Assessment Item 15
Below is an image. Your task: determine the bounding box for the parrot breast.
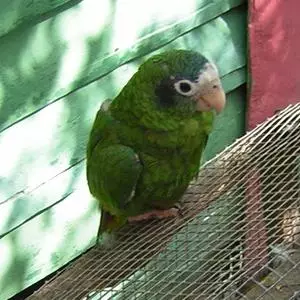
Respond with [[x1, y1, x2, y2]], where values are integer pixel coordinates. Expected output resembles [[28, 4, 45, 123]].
[[114, 114, 211, 215]]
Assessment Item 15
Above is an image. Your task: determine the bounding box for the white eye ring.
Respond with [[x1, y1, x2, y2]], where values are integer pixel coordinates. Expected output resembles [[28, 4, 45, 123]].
[[174, 80, 197, 97]]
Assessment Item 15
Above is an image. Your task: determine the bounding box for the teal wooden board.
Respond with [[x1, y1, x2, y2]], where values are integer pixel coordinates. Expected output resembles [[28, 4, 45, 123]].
[[0, 2, 247, 297], [0, 0, 246, 132], [0, 6, 247, 217], [0, 183, 99, 300], [0, 68, 246, 237], [203, 82, 246, 162], [0, 86, 245, 300], [0, 0, 77, 38]]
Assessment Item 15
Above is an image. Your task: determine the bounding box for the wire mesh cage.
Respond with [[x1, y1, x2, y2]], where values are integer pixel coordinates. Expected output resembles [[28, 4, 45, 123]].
[[29, 103, 300, 300]]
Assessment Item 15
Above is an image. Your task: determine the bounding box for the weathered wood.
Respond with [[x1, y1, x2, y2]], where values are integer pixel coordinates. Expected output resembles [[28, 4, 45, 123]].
[[0, 181, 99, 300], [23, 103, 300, 300], [0, 2, 247, 298], [0, 7, 245, 234], [0, 0, 246, 133], [0, 0, 79, 38], [0, 161, 84, 237], [247, 0, 300, 130], [245, 0, 300, 279], [203, 82, 246, 162], [0, 70, 246, 238], [24, 159, 246, 300], [0, 6, 247, 212], [0, 86, 245, 300]]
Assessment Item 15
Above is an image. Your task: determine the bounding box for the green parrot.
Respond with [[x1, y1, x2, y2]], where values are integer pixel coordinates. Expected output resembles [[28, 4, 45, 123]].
[[86, 49, 226, 234]]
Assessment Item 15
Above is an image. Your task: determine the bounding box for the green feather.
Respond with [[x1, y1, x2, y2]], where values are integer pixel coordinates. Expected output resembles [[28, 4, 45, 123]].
[[86, 50, 216, 235]]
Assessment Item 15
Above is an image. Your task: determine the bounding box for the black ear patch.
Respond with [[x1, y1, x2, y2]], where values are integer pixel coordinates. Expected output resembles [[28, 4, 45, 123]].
[[155, 78, 176, 108]]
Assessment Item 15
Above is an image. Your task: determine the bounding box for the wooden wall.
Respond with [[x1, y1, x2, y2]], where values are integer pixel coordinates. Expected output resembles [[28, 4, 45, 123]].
[[248, 0, 300, 130], [0, 0, 247, 298]]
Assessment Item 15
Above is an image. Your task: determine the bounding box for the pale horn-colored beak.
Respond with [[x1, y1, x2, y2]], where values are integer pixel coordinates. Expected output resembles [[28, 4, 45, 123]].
[[198, 86, 226, 114], [193, 63, 226, 114]]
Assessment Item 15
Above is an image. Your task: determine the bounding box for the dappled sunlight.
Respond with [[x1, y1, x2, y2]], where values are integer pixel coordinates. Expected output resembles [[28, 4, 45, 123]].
[[111, 0, 197, 50], [19, 25, 53, 77], [0, 160, 82, 236], [0, 80, 4, 109], [0, 0, 112, 133], [0, 0, 82, 38], [85, 270, 148, 300], [53, 0, 112, 89], [0, 95, 68, 195], [36, 188, 97, 266], [189, 16, 245, 77], [197, 22, 235, 74], [99, 63, 138, 96], [0, 69, 123, 235], [0, 1, 248, 298], [58, 0, 111, 39], [76, 63, 140, 124], [0, 129, 25, 190], [0, 2, 19, 36], [0, 239, 12, 276], [0, 21, 62, 132], [138, 7, 246, 80], [65, 184, 99, 249], [0, 4, 247, 227], [0, 178, 99, 297], [0, 234, 30, 295]]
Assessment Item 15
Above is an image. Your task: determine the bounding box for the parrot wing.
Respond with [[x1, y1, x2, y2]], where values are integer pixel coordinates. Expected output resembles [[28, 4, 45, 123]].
[[87, 100, 143, 233]]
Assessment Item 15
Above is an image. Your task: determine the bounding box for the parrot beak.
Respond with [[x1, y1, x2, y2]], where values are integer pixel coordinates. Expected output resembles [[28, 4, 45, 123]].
[[196, 86, 226, 114], [193, 63, 226, 114]]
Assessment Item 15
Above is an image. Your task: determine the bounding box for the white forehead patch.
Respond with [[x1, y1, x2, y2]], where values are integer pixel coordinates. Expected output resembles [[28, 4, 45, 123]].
[[197, 62, 220, 84]]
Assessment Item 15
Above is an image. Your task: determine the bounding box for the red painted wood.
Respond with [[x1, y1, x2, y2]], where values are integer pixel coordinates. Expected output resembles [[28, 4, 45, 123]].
[[243, 169, 268, 276], [243, 0, 300, 276], [248, 0, 300, 130]]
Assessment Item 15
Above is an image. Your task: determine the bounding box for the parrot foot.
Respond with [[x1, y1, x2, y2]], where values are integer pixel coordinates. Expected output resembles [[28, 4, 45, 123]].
[[128, 207, 180, 222]]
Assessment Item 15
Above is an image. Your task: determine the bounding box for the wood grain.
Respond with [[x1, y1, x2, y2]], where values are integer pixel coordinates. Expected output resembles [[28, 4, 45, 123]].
[[0, 0, 246, 133]]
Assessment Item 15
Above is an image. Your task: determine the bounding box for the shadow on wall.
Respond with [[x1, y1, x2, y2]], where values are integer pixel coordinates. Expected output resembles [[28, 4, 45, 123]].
[[0, 0, 119, 296], [0, 1, 247, 297]]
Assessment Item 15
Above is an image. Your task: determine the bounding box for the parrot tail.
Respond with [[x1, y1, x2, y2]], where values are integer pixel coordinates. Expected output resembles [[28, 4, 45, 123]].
[[97, 210, 126, 244], [97, 211, 127, 248], [99, 210, 120, 232]]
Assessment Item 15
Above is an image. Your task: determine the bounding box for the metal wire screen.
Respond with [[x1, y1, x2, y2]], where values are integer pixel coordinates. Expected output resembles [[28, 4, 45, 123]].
[[29, 103, 300, 300]]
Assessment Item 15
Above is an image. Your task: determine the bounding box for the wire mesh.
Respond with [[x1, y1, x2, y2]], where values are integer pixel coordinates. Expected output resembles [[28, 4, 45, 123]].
[[29, 103, 300, 300]]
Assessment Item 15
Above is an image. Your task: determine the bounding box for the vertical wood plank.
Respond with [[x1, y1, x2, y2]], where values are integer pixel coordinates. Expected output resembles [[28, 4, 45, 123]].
[[248, 0, 300, 130], [245, 0, 300, 278]]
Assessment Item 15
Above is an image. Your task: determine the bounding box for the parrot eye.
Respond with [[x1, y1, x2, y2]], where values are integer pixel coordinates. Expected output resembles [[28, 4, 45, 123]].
[[174, 80, 196, 97], [179, 82, 191, 92]]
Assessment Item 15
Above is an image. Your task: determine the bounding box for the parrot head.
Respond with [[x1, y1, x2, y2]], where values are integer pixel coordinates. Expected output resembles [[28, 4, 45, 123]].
[[140, 49, 225, 115], [112, 50, 226, 129]]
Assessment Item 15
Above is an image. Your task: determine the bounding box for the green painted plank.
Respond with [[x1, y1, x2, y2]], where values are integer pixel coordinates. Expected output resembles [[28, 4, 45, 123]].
[[0, 85, 245, 300], [0, 6, 247, 209], [0, 57, 246, 234], [0, 181, 99, 300], [0, 161, 84, 237], [0, 0, 78, 38], [203, 82, 246, 162], [0, 82, 245, 237], [0, 0, 246, 132]]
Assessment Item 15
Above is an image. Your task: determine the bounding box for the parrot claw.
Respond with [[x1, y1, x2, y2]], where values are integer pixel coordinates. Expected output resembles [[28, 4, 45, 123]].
[[128, 207, 181, 223], [173, 202, 184, 216]]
